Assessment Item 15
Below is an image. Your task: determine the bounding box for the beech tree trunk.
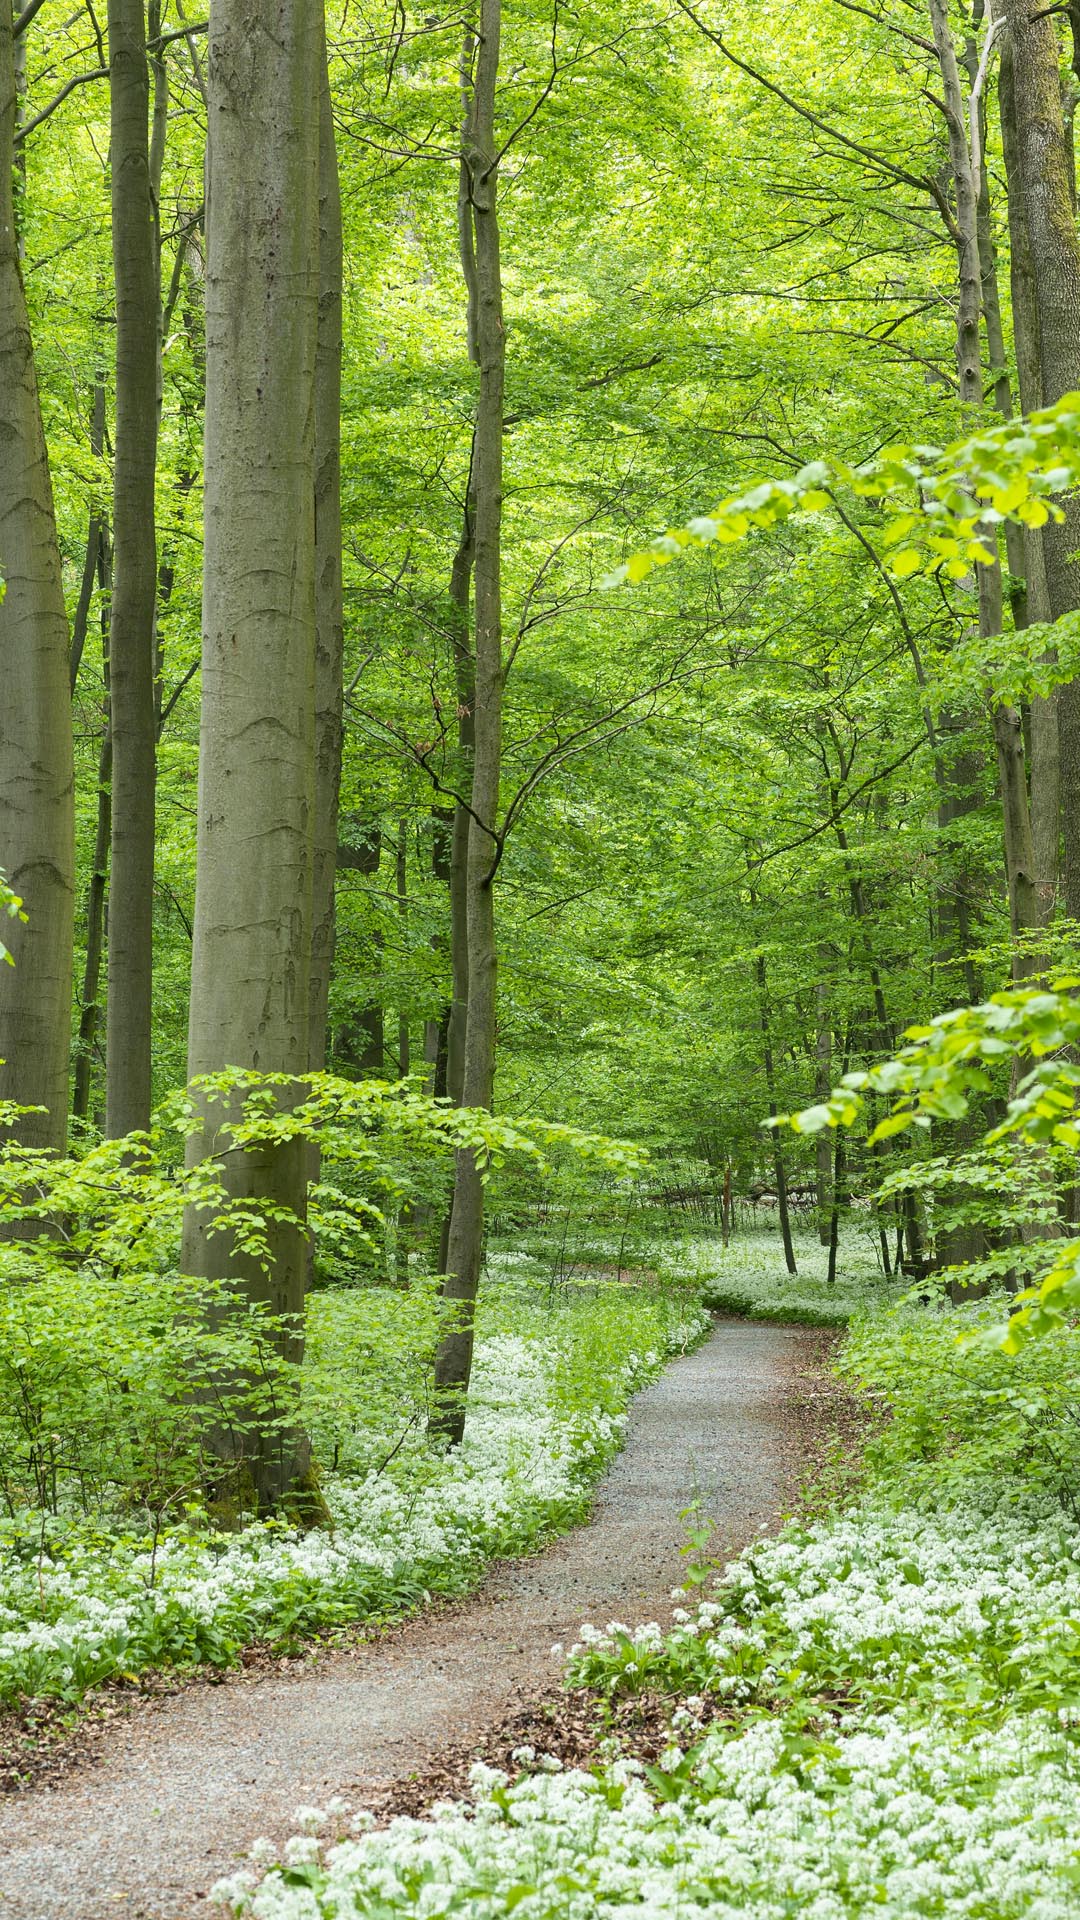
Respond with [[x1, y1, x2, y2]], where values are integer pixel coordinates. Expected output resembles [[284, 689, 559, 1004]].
[[106, 0, 160, 1135], [180, 0, 321, 1513], [1000, 36, 1059, 922], [309, 26, 343, 1077], [433, 1, 506, 1441], [1003, 0, 1080, 919], [0, 4, 75, 1154], [930, 0, 1043, 975]]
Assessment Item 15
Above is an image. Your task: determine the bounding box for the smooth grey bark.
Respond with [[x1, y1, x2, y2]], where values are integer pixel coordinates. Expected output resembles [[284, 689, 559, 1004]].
[[106, 0, 160, 1136], [433, 1, 506, 1440], [1003, 0, 1080, 920], [180, 0, 321, 1513], [0, 2, 75, 1154], [309, 28, 343, 1079], [999, 29, 1061, 924], [928, 0, 1043, 979]]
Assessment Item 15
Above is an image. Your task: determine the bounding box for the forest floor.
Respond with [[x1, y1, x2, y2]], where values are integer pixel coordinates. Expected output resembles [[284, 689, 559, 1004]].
[[0, 1316, 850, 1920]]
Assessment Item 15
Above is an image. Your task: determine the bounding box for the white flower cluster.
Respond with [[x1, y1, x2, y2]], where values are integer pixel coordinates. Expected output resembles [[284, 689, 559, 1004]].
[[212, 1711, 1080, 1918], [567, 1486, 1080, 1715], [700, 1227, 895, 1326], [212, 1446, 1080, 1918], [0, 1318, 700, 1704]]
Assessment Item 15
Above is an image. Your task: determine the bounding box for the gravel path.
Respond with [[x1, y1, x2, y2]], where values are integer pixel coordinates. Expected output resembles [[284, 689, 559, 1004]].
[[0, 1318, 809, 1919]]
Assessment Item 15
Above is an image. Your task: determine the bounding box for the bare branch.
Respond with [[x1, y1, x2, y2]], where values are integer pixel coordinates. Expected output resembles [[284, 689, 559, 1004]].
[[674, 0, 931, 194], [15, 66, 108, 145], [13, 0, 50, 37]]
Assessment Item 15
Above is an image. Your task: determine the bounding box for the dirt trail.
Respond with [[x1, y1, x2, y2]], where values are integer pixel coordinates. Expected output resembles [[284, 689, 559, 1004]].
[[0, 1319, 811, 1919]]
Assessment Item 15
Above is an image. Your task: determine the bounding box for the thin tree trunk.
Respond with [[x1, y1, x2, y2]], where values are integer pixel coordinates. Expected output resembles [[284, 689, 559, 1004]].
[[814, 972, 831, 1246], [69, 382, 108, 695], [180, 0, 321, 1514], [396, 819, 410, 1076], [73, 731, 112, 1127], [105, 0, 160, 1136], [444, 482, 476, 1113], [756, 951, 797, 1278], [0, 4, 76, 1155], [827, 1126, 845, 1286], [73, 533, 114, 1127], [929, 0, 982, 406], [309, 25, 343, 1079], [425, 805, 454, 1100], [433, 1, 506, 1440]]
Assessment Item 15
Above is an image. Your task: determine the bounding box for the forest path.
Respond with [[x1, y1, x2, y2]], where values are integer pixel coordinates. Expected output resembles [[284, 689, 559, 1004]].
[[0, 1318, 813, 1919]]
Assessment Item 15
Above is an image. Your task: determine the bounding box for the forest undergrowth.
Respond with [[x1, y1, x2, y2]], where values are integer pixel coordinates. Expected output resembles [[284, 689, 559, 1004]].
[[0, 1267, 707, 1715], [216, 1240, 1080, 1920], [699, 1225, 903, 1326]]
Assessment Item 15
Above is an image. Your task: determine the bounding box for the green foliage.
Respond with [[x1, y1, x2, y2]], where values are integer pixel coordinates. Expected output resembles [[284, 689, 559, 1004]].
[[613, 394, 1080, 584], [0, 1266, 708, 1705], [844, 1301, 1080, 1517], [0, 1071, 641, 1526], [0, 872, 26, 967], [780, 985, 1080, 1346]]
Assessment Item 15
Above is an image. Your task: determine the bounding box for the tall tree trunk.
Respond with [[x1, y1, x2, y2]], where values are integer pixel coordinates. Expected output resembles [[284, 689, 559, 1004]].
[[1003, 0, 1080, 917], [105, 0, 160, 1136], [396, 818, 410, 1075], [433, 1, 505, 1440], [309, 25, 343, 1078], [929, 0, 1043, 978], [826, 1124, 845, 1287], [444, 479, 476, 1114], [73, 733, 112, 1127], [1000, 36, 1060, 922], [424, 805, 454, 1099], [180, 0, 321, 1514], [69, 382, 109, 695], [929, 0, 982, 406], [922, 1, 996, 1006], [0, 4, 76, 1155], [755, 951, 798, 1277], [334, 823, 383, 1074], [73, 531, 114, 1127], [814, 971, 831, 1246]]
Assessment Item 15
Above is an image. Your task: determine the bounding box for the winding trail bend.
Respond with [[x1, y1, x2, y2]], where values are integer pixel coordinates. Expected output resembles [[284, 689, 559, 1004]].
[[0, 1319, 811, 1919]]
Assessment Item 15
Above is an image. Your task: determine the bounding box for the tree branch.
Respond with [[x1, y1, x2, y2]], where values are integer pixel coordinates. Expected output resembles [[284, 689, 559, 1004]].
[[13, 0, 50, 37], [674, 0, 931, 193], [15, 66, 108, 145]]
